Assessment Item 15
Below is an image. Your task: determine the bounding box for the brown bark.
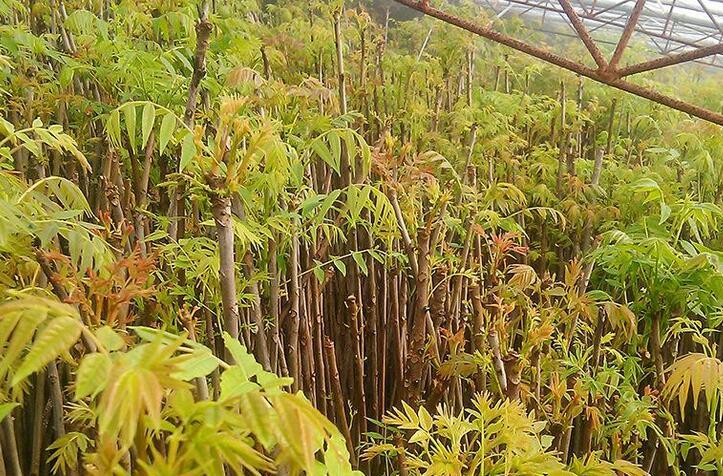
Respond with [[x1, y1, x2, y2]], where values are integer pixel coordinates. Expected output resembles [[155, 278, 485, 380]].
[[334, 12, 348, 117], [180, 312, 210, 400], [469, 283, 486, 390], [388, 188, 419, 276], [169, 2, 212, 241], [203, 309, 222, 400], [466, 49, 474, 106], [403, 226, 431, 407], [366, 251, 380, 421], [651, 311, 666, 388], [36, 251, 97, 353], [391, 268, 405, 406], [47, 362, 66, 440], [300, 292, 316, 406], [268, 239, 282, 374], [346, 295, 367, 436], [604, 98, 617, 157], [29, 371, 46, 476], [311, 275, 327, 416], [325, 338, 356, 467], [288, 232, 301, 392], [208, 188, 240, 355], [503, 352, 521, 400], [242, 250, 272, 371], [488, 327, 508, 396], [1, 416, 21, 476], [183, 6, 212, 126]]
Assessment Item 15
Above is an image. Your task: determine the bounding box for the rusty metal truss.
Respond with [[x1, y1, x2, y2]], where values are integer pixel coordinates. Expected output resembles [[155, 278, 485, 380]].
[[391, 0, 723, 126]]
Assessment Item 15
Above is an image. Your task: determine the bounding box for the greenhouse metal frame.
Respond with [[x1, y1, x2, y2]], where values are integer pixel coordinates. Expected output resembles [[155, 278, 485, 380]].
[[392, 0, 723, 125]]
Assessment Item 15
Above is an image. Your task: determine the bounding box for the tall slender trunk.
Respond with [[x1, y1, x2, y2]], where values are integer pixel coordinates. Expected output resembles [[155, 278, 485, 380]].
[[346, 295, 367, 436], [391, 268, 405, 406], [651, 310, 666, 387], [470, 284, 487, 391], [388, 187, 419, 276], [311, 275, 327, 416], [334, 12, 347, 117], [581, 147, 604, 254], [2, 416, 21, 476], [288, 231, 301, 392], [556, 81, 567, 195], [604, 98, 617, 157], [417, 27, 433, 61], [488, 327, 508, 397], [404, 225, 431, 407], [209, 189, 239, 356], [366, 247, 380, 421], [325, 338, 356, 467], [269, 239, 281, 373], [358, 25, 368, 137], [204, 309, 222, 399], [242, 250, 272, 370], [30, 371, 46, 476], [466, 49, 474, 106], [48, 362, 80, 476], [170, 1, 212, 241], [181, 315, 210, 400], [334, 10, 356, 188], [503, 352, 521, 400], [300, 291, 316, 405]]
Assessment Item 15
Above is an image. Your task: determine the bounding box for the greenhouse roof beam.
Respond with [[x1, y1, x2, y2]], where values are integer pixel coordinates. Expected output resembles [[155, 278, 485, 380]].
[[661, 0, 677, 38], [589, 0, 630, 16], [490, 0, 710, 48], [479, 0, 721, 58], [609, 0, 647, 69], [532, 26, 623, 44], [580, 0, 722, 29], [552, 14, 719, 67], [589, 12, 629, 31], [392, 0, 723, 125], [558, 0, 610, 67], [619, 42, 723, 73], [697, 0, 723, 34]]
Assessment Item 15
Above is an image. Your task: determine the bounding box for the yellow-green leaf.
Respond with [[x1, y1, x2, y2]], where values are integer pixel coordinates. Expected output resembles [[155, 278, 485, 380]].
[[75, 353, 112, 399], [141, 103, 156, 149], [95, 326, 125, 351], [12, 315, 82, 386], [158, 113, 176, 155], [122, 104, 137, 153], [171, 347, 220, 381], [107, 109, 121, 147], [0, 402, 19, 421], [179, 132, 195, 172]]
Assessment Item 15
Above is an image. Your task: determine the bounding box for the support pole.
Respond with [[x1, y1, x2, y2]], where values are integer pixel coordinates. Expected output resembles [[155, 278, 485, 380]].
[[608, 0, 647, 70], [558, 0, 608, 69], [620, 43, 723, 76]]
